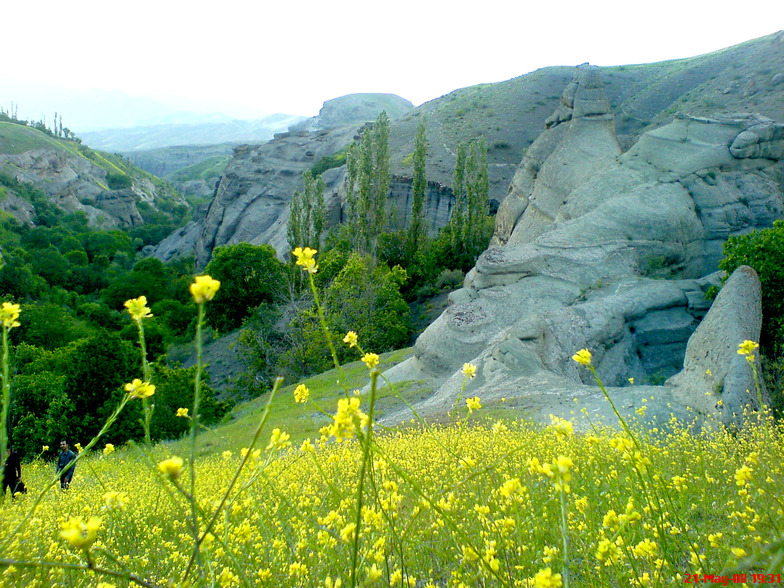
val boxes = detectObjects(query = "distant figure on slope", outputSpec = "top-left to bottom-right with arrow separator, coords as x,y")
3,447 -> 22,497
57,440 -> 77,490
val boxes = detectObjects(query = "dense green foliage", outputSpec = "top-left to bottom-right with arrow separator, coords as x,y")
720,220 -> 784,352
719,220 -> 784,414
106,172 -> 133,190
309,145 -> 350,177
0,173 -> 233,455
203,243 -> 286,332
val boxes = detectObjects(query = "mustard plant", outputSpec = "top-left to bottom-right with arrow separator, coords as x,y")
0,301 -> 21,499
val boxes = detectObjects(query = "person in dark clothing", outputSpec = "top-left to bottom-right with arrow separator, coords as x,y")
57,440 -> 77,490
3,448 -> 21,496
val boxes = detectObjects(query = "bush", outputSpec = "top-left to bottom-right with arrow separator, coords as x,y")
719,220 -> 784,353
435,268 -> 464,291
106,172 -> 133,190
204,243 -> 286,332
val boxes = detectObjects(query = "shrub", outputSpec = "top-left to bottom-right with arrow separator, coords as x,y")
105,172 -> 132,190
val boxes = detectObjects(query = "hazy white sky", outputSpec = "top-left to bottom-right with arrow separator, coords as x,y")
1,0 -> 781,119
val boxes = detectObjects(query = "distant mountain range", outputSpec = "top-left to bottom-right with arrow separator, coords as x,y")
79,113 -> 307,152
0,80 -> 306,151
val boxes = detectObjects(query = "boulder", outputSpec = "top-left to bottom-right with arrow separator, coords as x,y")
667,265 -> 768,427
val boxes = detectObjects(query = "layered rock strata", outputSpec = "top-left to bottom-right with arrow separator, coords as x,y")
383,65 -> 783,429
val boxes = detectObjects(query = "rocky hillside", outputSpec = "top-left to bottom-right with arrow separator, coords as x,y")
151,31 -> 784,266
383,64 -> 782,430
153,93 -> 415,265
123,144 -> 235,202
0,121 -> 187,228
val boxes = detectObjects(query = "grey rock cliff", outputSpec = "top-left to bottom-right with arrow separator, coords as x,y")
152,94 -> 415,266
382,65 -> 782,430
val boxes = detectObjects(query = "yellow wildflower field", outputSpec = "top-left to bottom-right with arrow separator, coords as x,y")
0,416 -> 781,587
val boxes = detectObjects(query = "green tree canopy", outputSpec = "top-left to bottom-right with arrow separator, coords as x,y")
204,243 -> 286,331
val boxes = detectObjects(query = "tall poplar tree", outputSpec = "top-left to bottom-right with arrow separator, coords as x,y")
448,136 -> 489,263
345,111 -> 392,257
407,117 -> 428,258
287,170 -> 326,250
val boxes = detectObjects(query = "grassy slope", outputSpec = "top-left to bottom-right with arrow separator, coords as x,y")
168,154 -> 230,182
0,121 -> 184,209
182,347 -> 419,456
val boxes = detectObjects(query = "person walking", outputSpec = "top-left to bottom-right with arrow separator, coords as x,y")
3,447 -> 21,496
57,440 -> 77,490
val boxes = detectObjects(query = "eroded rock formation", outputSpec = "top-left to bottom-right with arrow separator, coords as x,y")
383,65 -> 782,430
0,147 -> 170,227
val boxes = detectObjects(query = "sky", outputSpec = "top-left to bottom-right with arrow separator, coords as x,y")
1,0 -> 782,128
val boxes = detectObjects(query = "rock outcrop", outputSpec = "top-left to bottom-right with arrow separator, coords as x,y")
187,126 -> 358,267
382,65 -> 782,430
153,94 -> 416,266
0,147 -> 163,227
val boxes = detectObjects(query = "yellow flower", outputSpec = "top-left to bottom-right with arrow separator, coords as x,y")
102,443 -> 115,455
102,490 -> 127,511
632,539 -> 657,558
708,532 -> 723,548
325,576 -> 343,588
123,296 -> 152,322
59,516 -> 102,550
735,465 -> 753,487
300,439 -> 315,453
74,443 -> 82,453
294,384 -> 310,403
340,522 -> 357,543
0,299 -> 21,331
366,564 -> 382,582
532,567 -> 563,588
124,378 -> 155,399
343,331 -> 358,347
462,363 -> 477,379
0,301 -> 21,329
266,428 -> 291,451
362,352 -> 380,369
543,545 -> 559,563
731,547 -> 747,558
596,537 -> 620,565
548,414 -> 573,437
218,567 -> 238,588
572,348 -> 592,366
737,340 -> 759,357
190,274 -> 221,303
176,407 -> 189,418
42,445 -> 49,452
292,246 -> 318,274
465,396 -> 482,412
328,397 -> 366,442
157,456 -> 184,479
